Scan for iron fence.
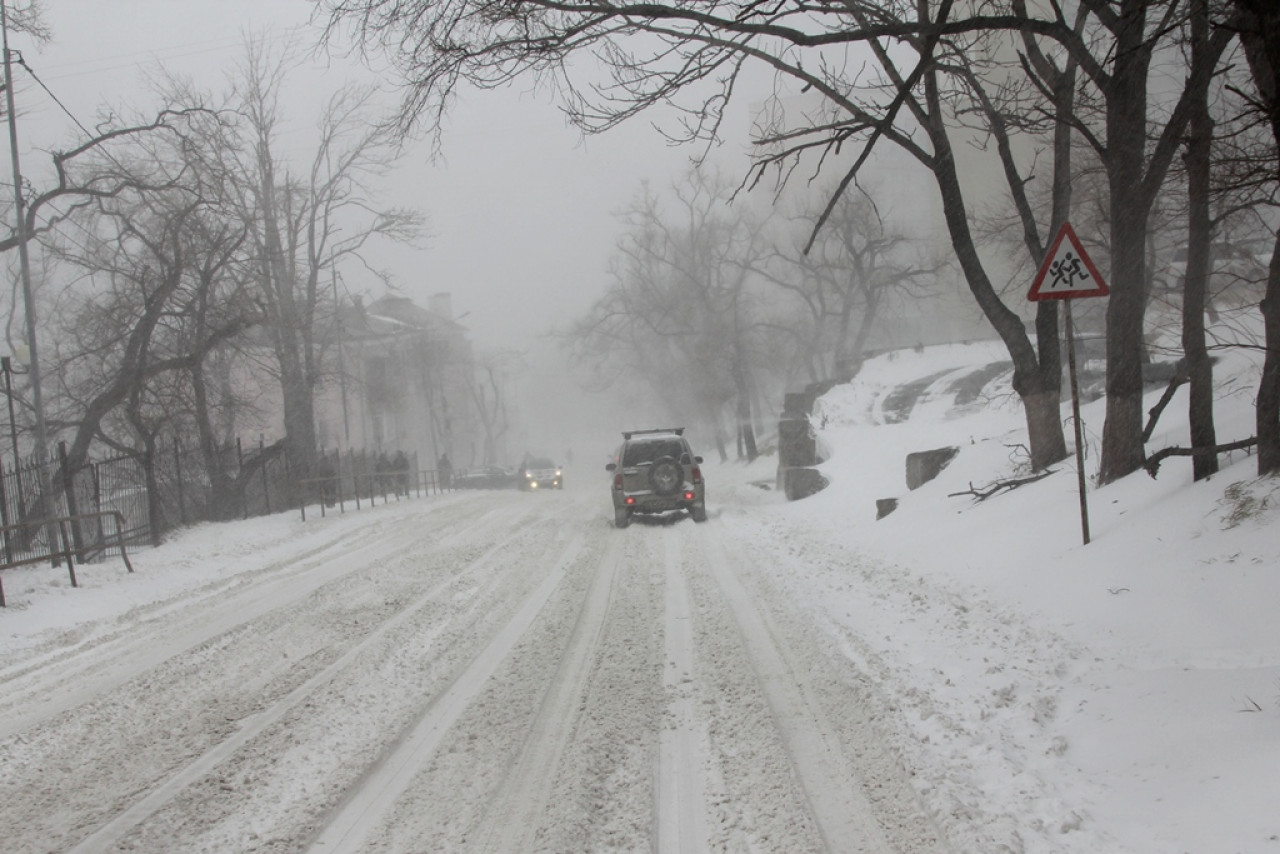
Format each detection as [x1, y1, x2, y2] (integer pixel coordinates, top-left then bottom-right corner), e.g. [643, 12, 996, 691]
[1, 437, 433, 575]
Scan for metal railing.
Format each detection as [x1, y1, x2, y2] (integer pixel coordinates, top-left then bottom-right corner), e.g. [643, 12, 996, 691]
[0, 509, 134, 607]
[297, 469, 445, 521]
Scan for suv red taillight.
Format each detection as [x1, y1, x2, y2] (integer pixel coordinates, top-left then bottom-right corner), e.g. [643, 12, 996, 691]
[691, 465, 703, 485]
[613, 472, 624, 490]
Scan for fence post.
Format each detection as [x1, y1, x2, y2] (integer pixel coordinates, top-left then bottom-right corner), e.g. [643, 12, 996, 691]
[0, 458, 12, 565]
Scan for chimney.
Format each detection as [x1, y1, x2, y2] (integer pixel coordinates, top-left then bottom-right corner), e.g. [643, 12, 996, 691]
[429, 292, 453, 320]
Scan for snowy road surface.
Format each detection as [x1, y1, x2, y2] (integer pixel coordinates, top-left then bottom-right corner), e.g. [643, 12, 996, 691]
[0, 486, 945, 853]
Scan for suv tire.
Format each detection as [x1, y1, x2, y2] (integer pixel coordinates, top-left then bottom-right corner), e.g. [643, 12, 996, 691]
[649, 456, 682, 496]
[614, 507, 631, 528]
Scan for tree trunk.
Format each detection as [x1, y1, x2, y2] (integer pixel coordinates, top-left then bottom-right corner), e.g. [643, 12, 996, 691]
[1183, 0, 1218, 481]
[1259, 231, 1280, 474]
[1233, 0, 1280, 474]
[190, 358, 240, 520]
[141, 436, 164, 547]
[732, 362, 758, 463]
[925, 73, 1067, 470]
[1098, 5, 1154, 484]
[280, 365, 316, 483]
[1099, 205, 1150, 483]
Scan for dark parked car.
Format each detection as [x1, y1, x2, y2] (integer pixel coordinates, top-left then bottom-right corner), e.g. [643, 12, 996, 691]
[453, 466, 517, 489]
[606, 428, 705, 527]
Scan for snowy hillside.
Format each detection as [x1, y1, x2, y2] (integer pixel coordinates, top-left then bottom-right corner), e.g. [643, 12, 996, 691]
[753, 338, 1280, 852]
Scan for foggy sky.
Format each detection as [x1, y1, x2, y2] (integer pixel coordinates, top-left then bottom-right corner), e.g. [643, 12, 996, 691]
[13, 0, 711, 352]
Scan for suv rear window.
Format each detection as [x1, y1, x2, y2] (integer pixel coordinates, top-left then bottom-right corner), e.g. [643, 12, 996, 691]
[623, 438, 686, 466]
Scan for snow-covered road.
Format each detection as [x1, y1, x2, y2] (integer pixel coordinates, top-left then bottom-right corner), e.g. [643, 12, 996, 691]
[0, 487, 944, 853]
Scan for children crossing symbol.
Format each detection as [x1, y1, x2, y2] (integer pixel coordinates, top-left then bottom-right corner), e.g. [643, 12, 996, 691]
[1028, 222, 1109, 301]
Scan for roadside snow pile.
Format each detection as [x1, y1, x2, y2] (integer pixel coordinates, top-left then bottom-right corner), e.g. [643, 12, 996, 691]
[752, 339, 1280, 853]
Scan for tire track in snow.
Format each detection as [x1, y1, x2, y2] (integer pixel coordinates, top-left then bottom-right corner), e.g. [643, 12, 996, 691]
[657, 526, 711, 853]
[0, 498, 510, 739]
[465, 533, 625, 854]
[304, 532, 591, 854]
[701, 524, 895, 854]
[61, 500, 562, 854]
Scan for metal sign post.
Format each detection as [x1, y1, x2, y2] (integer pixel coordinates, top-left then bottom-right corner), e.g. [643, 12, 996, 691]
[1063, 304, 1091, 544]
[1028, 222, 1110, 546]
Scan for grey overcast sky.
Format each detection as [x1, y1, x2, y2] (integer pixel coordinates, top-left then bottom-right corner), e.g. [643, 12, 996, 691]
[10, 0, 722, 352]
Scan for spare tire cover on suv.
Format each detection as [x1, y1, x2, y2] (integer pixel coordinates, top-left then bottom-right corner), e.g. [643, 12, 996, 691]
[649, 456, 683, 495]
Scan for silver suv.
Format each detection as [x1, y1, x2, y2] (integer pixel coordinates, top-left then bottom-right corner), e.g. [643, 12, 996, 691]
[606, 428, 706, 528]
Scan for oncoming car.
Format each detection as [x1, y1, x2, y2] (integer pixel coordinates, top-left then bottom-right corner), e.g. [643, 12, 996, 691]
[519, 457, 563, 490]
[605, 428, 706, 528]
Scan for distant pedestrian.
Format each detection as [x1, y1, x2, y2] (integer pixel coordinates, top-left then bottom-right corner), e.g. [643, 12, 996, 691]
[437, 453, 453, 490]
[392, 450, 409, 496]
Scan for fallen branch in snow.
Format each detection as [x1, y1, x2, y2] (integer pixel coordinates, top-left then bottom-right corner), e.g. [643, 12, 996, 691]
[1142, 360, 1188, 443]
[948, 469, 1055, 501]
[1143, 437, 1257, 478]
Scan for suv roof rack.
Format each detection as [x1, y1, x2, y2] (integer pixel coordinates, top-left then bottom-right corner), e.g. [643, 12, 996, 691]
[622, 427, 684, 439]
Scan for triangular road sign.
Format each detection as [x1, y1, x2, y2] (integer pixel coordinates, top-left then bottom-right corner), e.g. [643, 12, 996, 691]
[1028, 222, 1110, 301]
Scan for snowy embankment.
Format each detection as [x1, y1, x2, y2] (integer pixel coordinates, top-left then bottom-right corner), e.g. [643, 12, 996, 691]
[724, 338, 1280, 853]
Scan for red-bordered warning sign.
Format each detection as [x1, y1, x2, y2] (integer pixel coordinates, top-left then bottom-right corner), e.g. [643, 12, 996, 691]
[1028, 222, 1110, 301]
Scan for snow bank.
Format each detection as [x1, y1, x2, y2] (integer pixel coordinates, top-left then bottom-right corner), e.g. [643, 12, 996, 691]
[722, 339, 1280, 853]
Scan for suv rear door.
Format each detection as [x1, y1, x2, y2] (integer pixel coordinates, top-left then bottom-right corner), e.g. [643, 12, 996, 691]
[620, 438, 688, 493]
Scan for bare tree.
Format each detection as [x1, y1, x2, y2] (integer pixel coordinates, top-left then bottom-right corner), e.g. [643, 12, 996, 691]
[757, 186, 946, 384]
[0, 1, 47, 42]
[1231, 0, 1280, 474]
[209, 37, 422, 484]
[320, 0, 1078, 469]
[566, 170, 776, 461]
[467, 350, 520, 467]
[44, 187, 250, 540]
[1179, 0, 1220, 480]
[324, 0, 1258, 482]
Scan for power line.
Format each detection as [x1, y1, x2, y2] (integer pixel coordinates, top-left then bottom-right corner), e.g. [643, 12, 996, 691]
[14, 54, 94, 141]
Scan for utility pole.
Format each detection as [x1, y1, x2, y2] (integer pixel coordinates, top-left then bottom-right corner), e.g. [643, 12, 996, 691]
[3, 0, 54, 525]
